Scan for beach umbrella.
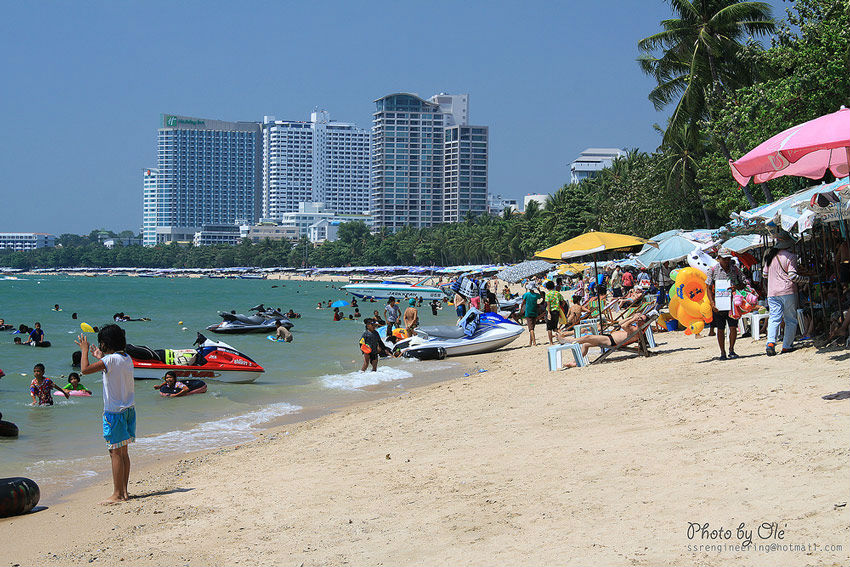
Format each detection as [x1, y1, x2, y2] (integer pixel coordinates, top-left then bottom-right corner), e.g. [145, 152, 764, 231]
[730, 106, 850, 187]
[536, 231, 654, 333]
[331, 300, 350, 308]
[496, 260, 553, 283]
[632, 234, 699, 268]
[535, 231, 651, 261]
[735, 182, 844, 234]
[721, 234, 765, 253]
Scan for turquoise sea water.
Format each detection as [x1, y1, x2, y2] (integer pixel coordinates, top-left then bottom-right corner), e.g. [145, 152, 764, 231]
[0, 275, 458, 494]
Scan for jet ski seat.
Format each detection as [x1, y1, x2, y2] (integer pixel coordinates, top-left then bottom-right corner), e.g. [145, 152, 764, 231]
[417, 326, 466, 339]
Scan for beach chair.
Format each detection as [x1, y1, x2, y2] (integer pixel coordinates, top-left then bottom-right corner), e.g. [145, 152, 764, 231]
[590, 310, 660, 365]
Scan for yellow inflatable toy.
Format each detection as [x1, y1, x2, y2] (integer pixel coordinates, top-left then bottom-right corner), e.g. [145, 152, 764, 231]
[667, 267, 713, 335]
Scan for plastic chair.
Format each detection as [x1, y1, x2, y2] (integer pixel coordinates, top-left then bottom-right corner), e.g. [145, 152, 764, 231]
[573, 320, 599, 339]
[548, 343, 588, 370]
[747, 311, 770, 340]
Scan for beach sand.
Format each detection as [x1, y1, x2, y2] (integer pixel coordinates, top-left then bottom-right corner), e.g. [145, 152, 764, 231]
[2, 330, 848, 566]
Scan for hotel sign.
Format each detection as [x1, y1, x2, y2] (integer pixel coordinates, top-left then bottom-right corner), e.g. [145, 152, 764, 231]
[162, 115, 206, 128]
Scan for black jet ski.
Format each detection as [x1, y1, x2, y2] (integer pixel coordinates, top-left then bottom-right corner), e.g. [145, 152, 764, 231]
[206, 304, 294, 334]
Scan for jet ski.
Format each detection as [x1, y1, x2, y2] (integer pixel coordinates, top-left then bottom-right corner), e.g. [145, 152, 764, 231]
[206, 304, 293, 334]
[396, 309, 523, 359]
[128, 333, 264, 383]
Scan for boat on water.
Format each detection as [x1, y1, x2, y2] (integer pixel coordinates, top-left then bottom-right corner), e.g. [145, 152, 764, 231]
[343, 276, 447, 300]
[127, 333, 264, 384]
[393, 310, 523, 358]
[206, 305, 293, 334]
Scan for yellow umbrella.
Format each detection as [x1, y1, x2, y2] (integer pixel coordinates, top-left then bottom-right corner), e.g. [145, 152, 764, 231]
[537, 231, 655, 333]
[536, 231, 651, 260]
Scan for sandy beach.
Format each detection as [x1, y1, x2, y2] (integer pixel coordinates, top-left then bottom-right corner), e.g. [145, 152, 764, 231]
[2, 329, 848, 566]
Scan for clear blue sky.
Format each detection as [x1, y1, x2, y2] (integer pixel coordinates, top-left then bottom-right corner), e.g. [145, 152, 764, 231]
[0, 0, 784, 235]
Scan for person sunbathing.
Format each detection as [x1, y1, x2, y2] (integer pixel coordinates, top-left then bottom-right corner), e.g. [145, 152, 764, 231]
[556, 312, 649, 369]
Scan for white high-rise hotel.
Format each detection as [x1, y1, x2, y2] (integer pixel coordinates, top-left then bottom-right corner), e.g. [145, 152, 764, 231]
[262, 111, 371, 220]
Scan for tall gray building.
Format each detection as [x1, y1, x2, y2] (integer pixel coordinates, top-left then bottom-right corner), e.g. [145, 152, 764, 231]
[371, 92, 488, 230]
[144, 114, 261, 245]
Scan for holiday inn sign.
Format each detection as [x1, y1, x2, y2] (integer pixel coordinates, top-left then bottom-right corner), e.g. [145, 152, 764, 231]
[162, 115, 206, 128]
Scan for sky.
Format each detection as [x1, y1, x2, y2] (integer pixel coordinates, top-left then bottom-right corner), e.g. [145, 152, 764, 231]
[0, 0, 786, 235]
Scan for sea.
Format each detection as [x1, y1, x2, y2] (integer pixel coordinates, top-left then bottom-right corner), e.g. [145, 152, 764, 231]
[0, 275, 461, 495]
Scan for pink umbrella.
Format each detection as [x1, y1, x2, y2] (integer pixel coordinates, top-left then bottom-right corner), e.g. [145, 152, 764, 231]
[730, 106, 850, 186]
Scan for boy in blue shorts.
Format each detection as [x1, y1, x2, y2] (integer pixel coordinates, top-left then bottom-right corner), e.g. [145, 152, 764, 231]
[77, 324, 135, 505]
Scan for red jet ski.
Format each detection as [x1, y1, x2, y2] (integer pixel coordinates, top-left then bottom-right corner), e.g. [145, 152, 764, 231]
[127, 333, 264, 384]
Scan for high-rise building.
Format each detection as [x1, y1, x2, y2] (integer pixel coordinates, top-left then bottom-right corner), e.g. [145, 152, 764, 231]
[142, 168, 158, 247]
[261, 111, 371, 220]
[569, 148, 627, 184]
[443, 125, 489, 222]
[145, 114, 261, 245]
[372, 92, 488, 231]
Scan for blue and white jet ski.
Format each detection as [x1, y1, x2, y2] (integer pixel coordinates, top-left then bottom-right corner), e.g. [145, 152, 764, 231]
[395, 309, 523, 359]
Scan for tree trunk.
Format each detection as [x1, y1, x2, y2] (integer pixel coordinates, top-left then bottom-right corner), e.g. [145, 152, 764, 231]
[760, 180, 775, 202]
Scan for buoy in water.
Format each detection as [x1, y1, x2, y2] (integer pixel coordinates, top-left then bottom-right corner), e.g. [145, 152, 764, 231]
[0, 412, 18, 438]
[0, 477, 40, 517]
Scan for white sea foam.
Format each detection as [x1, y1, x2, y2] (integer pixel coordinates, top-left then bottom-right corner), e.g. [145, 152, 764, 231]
[134, 401, 302, 454]
[319, 366, 413, 391]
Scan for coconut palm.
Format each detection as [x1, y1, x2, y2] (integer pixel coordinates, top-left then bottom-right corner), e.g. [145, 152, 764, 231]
[659, 121, 713, 228]
[638, 0, 775, 206]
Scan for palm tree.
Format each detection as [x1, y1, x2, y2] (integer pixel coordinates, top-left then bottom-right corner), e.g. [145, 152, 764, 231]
[660, 121, 713, 228]
[638, 0, 775, 206]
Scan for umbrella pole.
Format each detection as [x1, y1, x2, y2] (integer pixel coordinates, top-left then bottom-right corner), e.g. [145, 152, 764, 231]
[594, 254, 605, 334]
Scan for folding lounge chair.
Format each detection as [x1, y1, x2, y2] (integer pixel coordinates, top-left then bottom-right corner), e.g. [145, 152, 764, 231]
[591, 310, 660, 365]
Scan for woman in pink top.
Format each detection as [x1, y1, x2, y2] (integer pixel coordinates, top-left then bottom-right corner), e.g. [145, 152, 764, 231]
[762, 236, 808, 356]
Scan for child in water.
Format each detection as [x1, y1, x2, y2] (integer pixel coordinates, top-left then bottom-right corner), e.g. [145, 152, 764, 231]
[154, 371, 190, 397]
[64, 372, 91, 394]
[29, 363, 70, 405]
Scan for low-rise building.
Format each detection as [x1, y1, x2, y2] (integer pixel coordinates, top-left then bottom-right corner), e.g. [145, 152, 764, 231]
[193, 225, 243, 246]
[0, 232, 56, 251]
[307, 219, 342, 243]
[569, 148, 627, 184]
[523, 194, 549, 211]
[488, 194, 519, 216]
[242, 223, 298, 242]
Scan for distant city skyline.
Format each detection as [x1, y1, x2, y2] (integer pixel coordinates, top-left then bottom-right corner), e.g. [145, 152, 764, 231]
[0, 1, 786, 234]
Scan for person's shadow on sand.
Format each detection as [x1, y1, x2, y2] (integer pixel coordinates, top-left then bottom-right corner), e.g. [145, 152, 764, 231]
[130, 487, 194, 500]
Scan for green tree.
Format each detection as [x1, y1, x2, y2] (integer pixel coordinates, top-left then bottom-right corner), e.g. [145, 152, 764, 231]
[639, 0, 776, 206]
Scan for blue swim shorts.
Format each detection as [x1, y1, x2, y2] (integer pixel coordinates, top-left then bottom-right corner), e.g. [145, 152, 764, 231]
[103, 407, 136, 450]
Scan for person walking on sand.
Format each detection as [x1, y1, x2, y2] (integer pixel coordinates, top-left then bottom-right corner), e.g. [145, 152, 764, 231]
[520, 283, 544, 347]
[763, 235, 808, 356]
[76, 324, 135, 505]
[706, 248, 750, 361]
[544, 281, 565, 345]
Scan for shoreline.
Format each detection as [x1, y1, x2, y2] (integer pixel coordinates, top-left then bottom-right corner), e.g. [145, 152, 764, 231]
[2, 330, 848, 566]
[19, 356, 471, 509]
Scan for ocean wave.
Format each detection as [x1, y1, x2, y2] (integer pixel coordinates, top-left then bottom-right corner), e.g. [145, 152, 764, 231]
[319, 366, 413, 391]
[134, 401, 302, 454]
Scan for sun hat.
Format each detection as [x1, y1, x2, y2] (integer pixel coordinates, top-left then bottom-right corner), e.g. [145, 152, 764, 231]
[408, 298, 416, 306]
[526, 283, 535, 290]
[775, 236, 795, 250]
[717, 247, 734, 258]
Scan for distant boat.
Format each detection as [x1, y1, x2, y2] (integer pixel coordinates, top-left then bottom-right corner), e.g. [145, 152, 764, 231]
[343, 276, 447, 300]
[239, 273, 266, 280]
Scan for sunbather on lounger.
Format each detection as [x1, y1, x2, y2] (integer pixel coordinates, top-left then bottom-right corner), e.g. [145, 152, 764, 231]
[556, 312, 649, 369]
